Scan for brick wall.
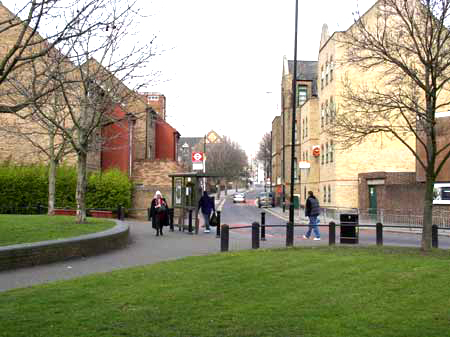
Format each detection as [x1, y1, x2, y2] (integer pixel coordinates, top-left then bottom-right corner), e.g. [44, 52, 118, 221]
[130, 159, 184, 218]
[0, 223, 129, 271]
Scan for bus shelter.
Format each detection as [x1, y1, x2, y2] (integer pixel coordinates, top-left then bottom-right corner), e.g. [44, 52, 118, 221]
[169, 172, 220, 234]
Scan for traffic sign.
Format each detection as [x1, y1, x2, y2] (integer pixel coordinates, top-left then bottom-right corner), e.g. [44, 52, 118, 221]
[192, 152, 204, 162]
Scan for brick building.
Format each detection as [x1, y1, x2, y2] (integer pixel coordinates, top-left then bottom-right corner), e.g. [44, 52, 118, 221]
[272, 2, 418, 211]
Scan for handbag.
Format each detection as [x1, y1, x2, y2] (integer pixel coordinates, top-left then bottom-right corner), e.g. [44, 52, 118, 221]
[209, 212, 218, 226]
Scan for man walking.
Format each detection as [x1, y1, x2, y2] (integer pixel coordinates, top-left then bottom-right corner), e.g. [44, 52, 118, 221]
[303, 191, 321, 240]
[198, 191, 215, 233]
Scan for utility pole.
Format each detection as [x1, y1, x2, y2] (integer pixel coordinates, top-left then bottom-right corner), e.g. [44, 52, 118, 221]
[289, 0, 299, 225]
[270, 131, 273, 193]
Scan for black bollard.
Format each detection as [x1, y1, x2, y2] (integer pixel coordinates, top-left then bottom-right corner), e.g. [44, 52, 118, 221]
[252, 222, 260, 249]
[117, 205, 124, 220]
[376, 222, 383, 246]
[147, 208, 151, 221]
[432, 224, 438, 248]
[261, 212, 266, 241]
[221, 224, 229, 252]
[37, 203, 42, 215]
[169, 208, 174, 232]
[329, 221, 336, 246]
[286, 222, 294, 247]
[188, 209, 193, 234]
[216, 211, 221, 238]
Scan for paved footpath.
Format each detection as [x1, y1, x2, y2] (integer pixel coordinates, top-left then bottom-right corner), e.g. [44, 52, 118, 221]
[0, 192, 251, 292]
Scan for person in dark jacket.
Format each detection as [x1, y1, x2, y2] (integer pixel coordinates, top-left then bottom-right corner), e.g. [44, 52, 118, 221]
[198, 191, 215, 233]
[150, 191, 169, 236]
[303, 191, 321, 240]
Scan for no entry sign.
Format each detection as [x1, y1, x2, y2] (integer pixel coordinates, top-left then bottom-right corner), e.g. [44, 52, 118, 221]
[192, 152, 204, 162]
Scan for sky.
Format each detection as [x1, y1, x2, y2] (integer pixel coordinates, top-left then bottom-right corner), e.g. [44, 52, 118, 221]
[4, 0, 377, 158]
[140, 0, 376, 157]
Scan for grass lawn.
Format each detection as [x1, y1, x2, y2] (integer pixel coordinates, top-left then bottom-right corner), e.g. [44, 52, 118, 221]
[0, 215, 116, 246]
[0, 247, 449, 337]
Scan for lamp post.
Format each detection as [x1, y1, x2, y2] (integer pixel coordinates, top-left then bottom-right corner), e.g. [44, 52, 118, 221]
[289, 0, 299, 225]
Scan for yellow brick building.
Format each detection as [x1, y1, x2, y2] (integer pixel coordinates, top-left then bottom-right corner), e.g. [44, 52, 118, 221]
[273, 3, 417, 211]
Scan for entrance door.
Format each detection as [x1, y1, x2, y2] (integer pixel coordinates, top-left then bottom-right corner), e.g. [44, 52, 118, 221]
[368, 186, 377, 222]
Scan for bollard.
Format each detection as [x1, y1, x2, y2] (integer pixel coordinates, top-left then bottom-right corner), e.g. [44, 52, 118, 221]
[37, 203, 42, 215]
[216, 211, 221, 238]
[282, 202, 286, 213]
[432, 224, 439, 248]
[286, 222, 294, 247]
[252, 222, 260, 249]
[376, 222, 383, 246]
[188, 209, 193, 234]
[169, 208, 174, 232]
[147, 208, 151, 221]
[261, 212, 266, 241]
[117, 205, 124, 220]
[329, 221, 336, 246]
[221, 224, 229, 252]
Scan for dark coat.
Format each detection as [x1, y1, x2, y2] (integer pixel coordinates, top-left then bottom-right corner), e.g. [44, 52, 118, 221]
[150, 198, 169, 228]
[305, 196, 320, 217]
[198, 192, 215, 215]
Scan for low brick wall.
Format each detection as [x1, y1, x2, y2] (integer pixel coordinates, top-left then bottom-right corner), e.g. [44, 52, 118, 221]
[0, 222, 129, 271]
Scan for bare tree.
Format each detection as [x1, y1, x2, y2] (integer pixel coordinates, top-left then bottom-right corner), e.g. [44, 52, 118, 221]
[0, 98, 73, 215]
[26, 0, 156, 223]
[200, 137, 248, 192]
[330, 0, 450, 251]
[256, 132, 272, 184]
[0, 0, 112, 115]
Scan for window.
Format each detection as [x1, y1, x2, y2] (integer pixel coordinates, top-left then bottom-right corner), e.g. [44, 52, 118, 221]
[304, 186, 307, 200]
[325, 100, 329, 125]
[328, 185, 331, 203]
[321, 103, 324, 127]
[330, 140, 334, 163]
[294, 158, 298, 182]
[330, 96, 335, 121]
[321, 66, 324, 90]
[305, 116, 308, 137]
[326, 143, 329, 163]
[325, 61, 329, 85]
[321, 145, 324, 165]
[330, 56, 334, 82]
[323, 186, 327, 203]
[297, 85, 308, 106]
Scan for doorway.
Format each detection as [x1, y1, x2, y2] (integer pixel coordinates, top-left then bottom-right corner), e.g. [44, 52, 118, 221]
[368, 185, 377, 222]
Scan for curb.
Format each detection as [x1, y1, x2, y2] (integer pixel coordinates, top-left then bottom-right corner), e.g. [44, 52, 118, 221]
[0, 221, 129, 271]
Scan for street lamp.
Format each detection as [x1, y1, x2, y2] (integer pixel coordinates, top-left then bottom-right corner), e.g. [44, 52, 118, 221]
[288, 0, 299, 245]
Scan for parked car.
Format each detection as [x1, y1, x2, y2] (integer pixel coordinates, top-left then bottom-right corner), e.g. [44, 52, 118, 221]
[233, 193, 246, 203]
[257, 192, 274, 208]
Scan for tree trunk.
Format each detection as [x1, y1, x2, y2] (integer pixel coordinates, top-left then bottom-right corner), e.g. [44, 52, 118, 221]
[48, 159, 57, 215]
[421, 173, 435, 251]
[76, 151, 88, 224]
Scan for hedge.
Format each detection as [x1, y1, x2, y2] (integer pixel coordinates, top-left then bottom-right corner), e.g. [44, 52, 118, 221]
[0, 164, 132, 212]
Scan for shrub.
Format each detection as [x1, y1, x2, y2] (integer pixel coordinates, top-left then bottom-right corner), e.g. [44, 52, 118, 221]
[86, 169, 132, 209]
[0, 164, 132, 212]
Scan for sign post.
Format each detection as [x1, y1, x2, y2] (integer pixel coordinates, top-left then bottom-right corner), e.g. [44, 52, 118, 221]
[192, 152, 204, 171]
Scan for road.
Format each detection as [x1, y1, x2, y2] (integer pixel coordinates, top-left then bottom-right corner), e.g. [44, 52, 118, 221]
[222, 188, 450, 250]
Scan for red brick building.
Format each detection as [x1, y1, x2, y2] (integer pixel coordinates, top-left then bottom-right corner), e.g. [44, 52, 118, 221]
[155, 118, 180, 161]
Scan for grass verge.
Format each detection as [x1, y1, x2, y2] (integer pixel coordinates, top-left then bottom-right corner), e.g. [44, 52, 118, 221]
[0, 215, 116, 246]
[0, 246, 449, 336]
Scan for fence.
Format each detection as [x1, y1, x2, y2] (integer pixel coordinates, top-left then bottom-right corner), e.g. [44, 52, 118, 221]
[219, 211, 444, 252]
[318, 207, 450, 229]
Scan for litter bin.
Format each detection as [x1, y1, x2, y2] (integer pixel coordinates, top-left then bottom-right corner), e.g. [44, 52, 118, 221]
[340, 214, 359, 244]
[293, 195, 300, 209]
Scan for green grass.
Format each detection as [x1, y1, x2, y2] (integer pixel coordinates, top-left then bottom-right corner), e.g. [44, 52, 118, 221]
[0, 215, 116, 246]
[1, 247, 450, 336]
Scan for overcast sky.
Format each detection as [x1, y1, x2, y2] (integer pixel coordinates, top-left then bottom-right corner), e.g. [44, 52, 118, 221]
[5, 0, 376, 157]
[139, 0, 376, 157]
